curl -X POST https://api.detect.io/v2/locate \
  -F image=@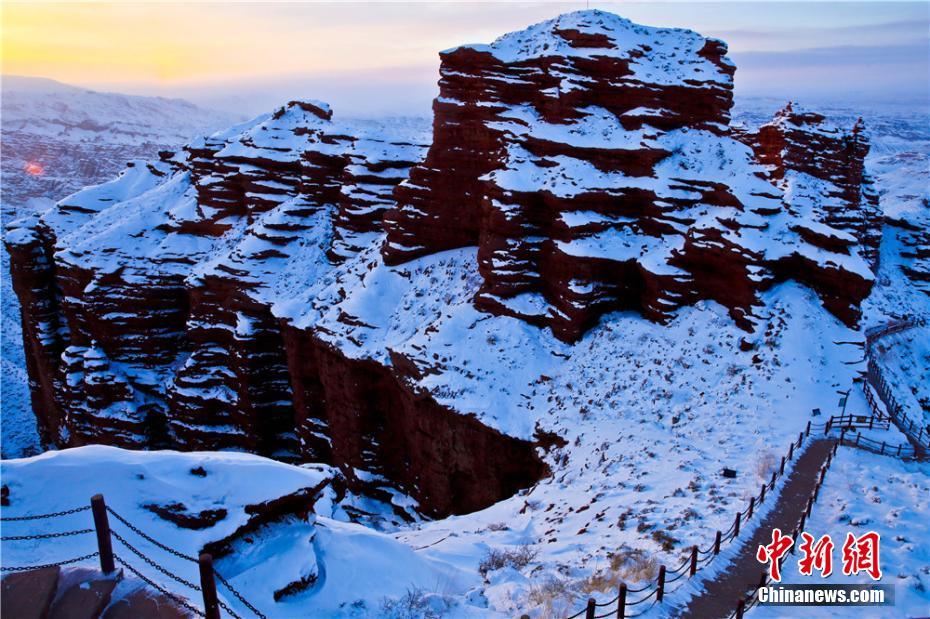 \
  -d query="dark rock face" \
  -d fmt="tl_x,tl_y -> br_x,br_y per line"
5,11 -> 884,516
283,328 -> 547,516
